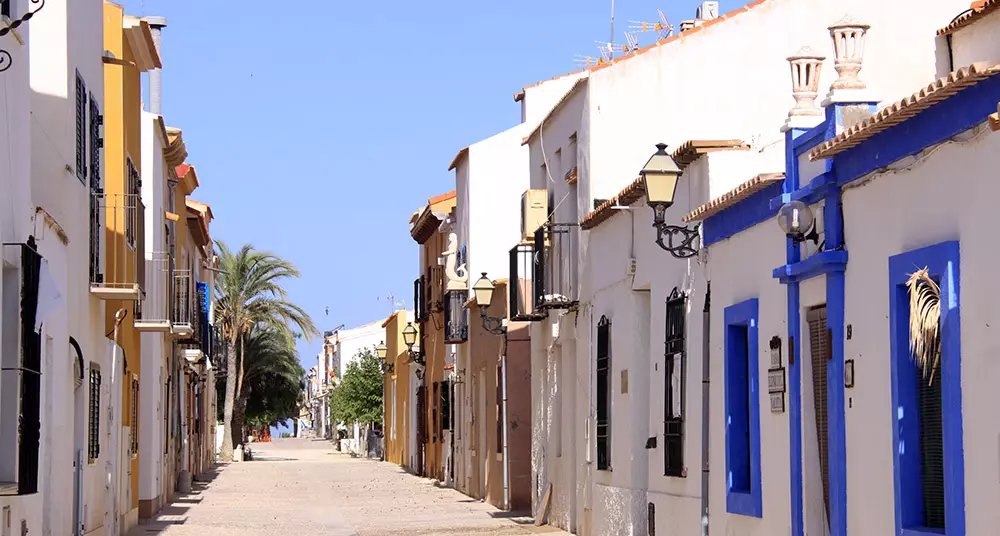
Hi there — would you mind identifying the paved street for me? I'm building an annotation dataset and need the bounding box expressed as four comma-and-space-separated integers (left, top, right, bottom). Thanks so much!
133, 438, 567, 536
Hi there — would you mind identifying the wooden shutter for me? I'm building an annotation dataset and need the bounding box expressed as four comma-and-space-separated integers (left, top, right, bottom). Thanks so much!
16, 240, 42, 495
807, 306, 831, 522
664, 290, 686, 477
75, 72, 87, 183
89, 94, 103, 188
596, 316, 611, 470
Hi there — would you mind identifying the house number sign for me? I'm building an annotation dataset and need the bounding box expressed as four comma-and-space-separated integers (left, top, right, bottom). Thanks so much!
768, 336, 786, 414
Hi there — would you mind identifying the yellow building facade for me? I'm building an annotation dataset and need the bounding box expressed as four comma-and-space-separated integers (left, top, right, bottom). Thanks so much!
382, 311, 412, 467
101, 3, 160, 533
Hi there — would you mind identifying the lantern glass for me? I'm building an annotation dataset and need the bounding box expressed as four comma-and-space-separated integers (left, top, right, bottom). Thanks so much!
472, 272, 495, 309
375, 342, 388, 360
641, 143, 682, 208
777, 200, 815, 238
402, 322, 418, 348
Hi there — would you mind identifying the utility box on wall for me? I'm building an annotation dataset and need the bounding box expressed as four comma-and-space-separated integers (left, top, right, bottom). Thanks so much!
521, 189, 548, 241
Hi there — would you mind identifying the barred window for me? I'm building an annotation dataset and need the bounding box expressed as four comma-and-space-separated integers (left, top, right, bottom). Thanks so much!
596, 316, 611, 471
75, 71, 87, 184
88, 364, 102, 462
664, 289, 686, 477
88, 93, 102, 189
125, 157, 139, 248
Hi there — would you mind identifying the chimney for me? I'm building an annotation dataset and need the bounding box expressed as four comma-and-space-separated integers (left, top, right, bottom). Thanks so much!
782, 47, 826, 132
822, 15, 873, 106
145, 16, 167, 115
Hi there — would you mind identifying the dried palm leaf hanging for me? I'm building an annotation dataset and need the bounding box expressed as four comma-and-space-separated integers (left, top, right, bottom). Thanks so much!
905, 267, 941, 386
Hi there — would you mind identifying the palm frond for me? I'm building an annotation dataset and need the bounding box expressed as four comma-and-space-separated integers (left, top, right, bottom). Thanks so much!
905, 267, 941, 386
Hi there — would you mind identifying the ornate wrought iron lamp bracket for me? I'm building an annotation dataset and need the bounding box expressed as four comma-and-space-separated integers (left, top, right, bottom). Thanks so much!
653, 221, 701, 259
480, 310, 506, 336
0, 0, 46, 73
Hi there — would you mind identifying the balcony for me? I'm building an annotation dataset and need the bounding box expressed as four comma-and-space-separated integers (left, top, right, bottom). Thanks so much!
133, 252, 172, 332
171, 269, 195, 338
90, 192, 145, 301
443, 290, 468, 344
534, 223, 578, 310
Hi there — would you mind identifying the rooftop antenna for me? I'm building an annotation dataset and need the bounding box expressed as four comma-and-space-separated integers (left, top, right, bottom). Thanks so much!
627, 8, 675, 48
609, 0, 616, 61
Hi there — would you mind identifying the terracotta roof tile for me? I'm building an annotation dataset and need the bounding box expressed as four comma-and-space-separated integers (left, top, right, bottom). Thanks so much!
578, 139, 748, 231
428, 190, 457, 205
672, 140, 749, 169
938, 0, 1000, 35
580, 177, 645, 230
809, 63, 1000, 160
513, 0, 771, 98
682, 173, 784, 223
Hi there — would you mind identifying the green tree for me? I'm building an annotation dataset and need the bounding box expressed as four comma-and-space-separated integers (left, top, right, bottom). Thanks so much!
241, 328, 306, 430
213, 242, 318, 461
329, 348, 383, 426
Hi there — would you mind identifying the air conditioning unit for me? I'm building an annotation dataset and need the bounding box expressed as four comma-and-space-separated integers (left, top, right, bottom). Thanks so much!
697, 1, 719, 21
521, 189, 548, 241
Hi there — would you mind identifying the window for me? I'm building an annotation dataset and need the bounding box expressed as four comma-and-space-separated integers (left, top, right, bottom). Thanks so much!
807, 306, 831, 522
88, 364, 102, 462
164, 374, 171, 455
664, 289, 686, 477
444, 290, 468, 343
888, 241, 963, 536
596, 315, 611, 471
440, 379, 451, 431
416, 385, 426, 445
75, 71, 87, 184
125, 157, 139, 249
130, 375, 139, 456
724, 298, 761, 517
414, 276, 425, 322
88, 93, 102, 189
0, 243, 43, 495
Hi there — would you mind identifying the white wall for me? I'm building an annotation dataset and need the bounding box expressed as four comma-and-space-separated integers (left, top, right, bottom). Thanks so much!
949, 7, 1000, 68
582, 0, 968, 209
522, 72, 588, 126
336, 319, 387, 379
841, 128, 1000, 534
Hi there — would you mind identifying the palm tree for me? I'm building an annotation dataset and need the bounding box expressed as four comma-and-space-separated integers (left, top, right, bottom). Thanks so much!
236, 327, 306, 440
214, 242, 318, 461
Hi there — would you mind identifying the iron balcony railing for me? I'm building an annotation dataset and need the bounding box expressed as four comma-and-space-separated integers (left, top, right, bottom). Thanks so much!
509, 242, 545, 321
443, 290, 468, 343
134, 251, 173, 332
172, 269, 196, 338
534, 223, 578, 310
90, 192, 145, 300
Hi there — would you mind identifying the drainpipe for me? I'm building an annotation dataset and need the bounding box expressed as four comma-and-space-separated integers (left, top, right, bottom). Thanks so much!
701, 282, 711, 536
109, 308, 127, 536
501, 334, 510, 510
146, 17, 166, 115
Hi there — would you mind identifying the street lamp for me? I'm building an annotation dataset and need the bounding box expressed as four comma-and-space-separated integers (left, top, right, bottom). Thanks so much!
641, 143, 700, 259
402, 322, 423, 364
473, 273, 506, 335
376, 342, 393, 374
777, 200, 819, 244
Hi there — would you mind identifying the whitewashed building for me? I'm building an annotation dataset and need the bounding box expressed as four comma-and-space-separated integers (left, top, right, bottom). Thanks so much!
516, 0, 972, 535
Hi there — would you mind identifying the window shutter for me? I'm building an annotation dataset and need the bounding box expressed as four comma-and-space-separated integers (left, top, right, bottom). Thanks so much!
533, 226, 545, 309
596, 315, 611, 470
664, 289, 686, 477
75, 72, 87, 183
131, 377, 139, 455
807, 306, 831, 520
918, 367, 945, 528
441, 380, 451, 431
16, 240, 42, 495
416, 385, 426, 445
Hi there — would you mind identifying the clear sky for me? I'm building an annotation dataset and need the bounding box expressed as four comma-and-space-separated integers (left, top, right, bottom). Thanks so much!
122, 0, 712, 369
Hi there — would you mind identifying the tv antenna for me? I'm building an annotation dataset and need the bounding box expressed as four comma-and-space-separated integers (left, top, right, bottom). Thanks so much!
627, 9, 675, 49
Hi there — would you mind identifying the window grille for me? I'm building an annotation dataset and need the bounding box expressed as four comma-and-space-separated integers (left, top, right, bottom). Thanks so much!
88, 365, 102, 462
444, 290, 468, 343
130, 376, 139, 456
807, 306, 831, 522
75, 71, 87, 184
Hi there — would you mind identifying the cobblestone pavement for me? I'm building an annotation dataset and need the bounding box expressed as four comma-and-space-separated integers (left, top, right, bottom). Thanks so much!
133, 438, 569, 536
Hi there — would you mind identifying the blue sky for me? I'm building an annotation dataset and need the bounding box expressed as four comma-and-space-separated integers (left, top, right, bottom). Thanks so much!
122, 0, 712, 368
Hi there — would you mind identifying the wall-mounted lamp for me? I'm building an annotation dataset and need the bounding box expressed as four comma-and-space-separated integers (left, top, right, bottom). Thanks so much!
472, 273, 506, 336
777, 200, 819, 245
641, 143, 700, 258
415, 368, 424, 380
402, 322, 424, 364
376, 342, 393, 374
